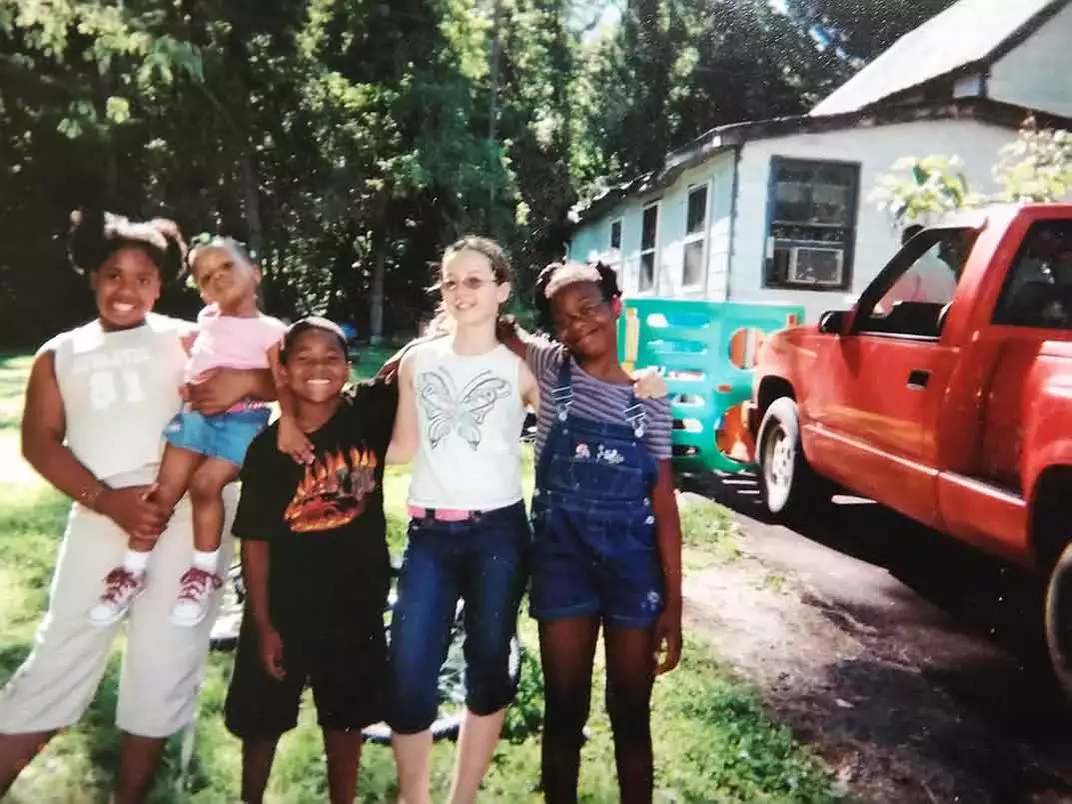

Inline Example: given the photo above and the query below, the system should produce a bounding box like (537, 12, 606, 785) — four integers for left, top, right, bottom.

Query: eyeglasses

(440, 277, 499, 293)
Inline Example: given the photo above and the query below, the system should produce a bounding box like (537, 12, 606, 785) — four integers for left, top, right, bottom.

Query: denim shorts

(529, 495, 665, 629)
(387, 501, 531, 735)
(164, 408, 270, 467)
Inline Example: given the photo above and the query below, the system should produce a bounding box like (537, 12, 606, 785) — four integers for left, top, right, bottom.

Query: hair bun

(66, 207, 186, 280)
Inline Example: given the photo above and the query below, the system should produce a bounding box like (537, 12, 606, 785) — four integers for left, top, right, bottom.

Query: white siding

(988, 2, 1072, 118)
(731, 118, 1017, 323)
(568, 151, 736, 299)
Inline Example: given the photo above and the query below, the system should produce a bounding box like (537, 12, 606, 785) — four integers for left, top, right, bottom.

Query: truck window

(993, 220, 1072, 330)
(857, 227, 978, 339)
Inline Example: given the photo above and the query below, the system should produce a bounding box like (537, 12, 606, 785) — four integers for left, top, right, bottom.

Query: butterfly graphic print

(417, 367, 511, 449)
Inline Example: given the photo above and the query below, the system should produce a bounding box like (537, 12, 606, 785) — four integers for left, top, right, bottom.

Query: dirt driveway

(680, 472, 1072, 804)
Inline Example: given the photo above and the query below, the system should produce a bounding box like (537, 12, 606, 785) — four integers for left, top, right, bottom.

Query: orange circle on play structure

(727, 327, 766, 370)
(715, 402, 756, 463)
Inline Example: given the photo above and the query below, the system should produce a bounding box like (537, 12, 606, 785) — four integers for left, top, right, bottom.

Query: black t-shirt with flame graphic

(232, 378, 398, 630)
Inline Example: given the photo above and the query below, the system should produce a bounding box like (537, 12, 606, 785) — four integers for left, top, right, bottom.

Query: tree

(783, 0, 958, 64)
(871, 116, 1072, 227)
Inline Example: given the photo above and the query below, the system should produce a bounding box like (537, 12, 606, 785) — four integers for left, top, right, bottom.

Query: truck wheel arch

(1032, 467, 1072, 700)
(1031, 467, 1072, 573)
(756, 377, 796, 422)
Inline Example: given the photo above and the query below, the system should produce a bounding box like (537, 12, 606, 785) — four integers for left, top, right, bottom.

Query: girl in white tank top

(386, 237, 539, 804)
(0, 210, 270, 794)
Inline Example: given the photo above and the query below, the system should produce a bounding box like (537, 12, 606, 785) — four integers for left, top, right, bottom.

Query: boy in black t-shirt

(224, 317, 398, 804)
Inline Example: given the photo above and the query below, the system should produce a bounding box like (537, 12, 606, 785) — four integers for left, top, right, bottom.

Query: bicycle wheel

(208, 563, 245, 652)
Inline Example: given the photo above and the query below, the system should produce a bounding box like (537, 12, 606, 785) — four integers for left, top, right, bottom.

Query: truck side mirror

(818, 310, 845, 334)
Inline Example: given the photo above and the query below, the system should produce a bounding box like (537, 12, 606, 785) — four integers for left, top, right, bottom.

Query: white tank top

(48, 313, 187, 487)
(407, 340, 525, 510)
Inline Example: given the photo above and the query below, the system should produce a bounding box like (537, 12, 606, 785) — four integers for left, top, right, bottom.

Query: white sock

(123, 549, 149, 574)
(192, 548, 220, 574)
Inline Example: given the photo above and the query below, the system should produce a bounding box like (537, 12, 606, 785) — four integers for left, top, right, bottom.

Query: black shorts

(224, 612, 388, 739)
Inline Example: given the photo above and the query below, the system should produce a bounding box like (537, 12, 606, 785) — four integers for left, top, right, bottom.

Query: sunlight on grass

(0, 349, 838, 803)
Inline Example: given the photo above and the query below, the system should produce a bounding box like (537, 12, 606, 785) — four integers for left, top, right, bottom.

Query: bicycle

(209, 560, 521, 744)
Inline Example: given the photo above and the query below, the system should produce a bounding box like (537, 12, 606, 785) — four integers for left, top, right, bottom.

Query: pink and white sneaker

(169, 567, 222, 627)
(88, 568, 147, 627)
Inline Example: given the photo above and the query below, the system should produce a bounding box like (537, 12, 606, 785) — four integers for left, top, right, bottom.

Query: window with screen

(764, 158, 859, 290)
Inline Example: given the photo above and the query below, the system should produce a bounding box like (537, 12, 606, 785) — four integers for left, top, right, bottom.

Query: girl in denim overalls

(500, 261, 683, 804)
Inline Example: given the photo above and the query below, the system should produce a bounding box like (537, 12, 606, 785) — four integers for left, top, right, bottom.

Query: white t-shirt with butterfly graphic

(406, 339, 525, 511)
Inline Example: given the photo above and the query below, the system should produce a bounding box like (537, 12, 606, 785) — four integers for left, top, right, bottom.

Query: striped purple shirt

(526, 339, 673, 464)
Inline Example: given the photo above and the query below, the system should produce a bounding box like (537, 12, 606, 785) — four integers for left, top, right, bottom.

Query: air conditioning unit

(787, 246, 844, 286)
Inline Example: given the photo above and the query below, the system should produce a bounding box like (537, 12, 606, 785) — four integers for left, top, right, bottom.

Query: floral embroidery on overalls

(532, 357, 660, 558)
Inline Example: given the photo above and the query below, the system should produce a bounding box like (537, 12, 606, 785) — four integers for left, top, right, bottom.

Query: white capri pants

(0, 486, 235, 738)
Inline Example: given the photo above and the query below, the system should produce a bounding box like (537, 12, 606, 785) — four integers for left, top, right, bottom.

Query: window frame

(850, 225, 980, 341)
(639, 201, 660, 294)
(762, 156, 861, 292)
(682, 182, 710, 291)
(607, 217, 623, 277)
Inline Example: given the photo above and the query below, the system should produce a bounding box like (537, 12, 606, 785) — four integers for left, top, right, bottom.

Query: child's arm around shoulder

(385, 348, 419, 465)
(496, 315, 565, 384)
(264, 321, 314, 465)
(519, 356, 540, 414)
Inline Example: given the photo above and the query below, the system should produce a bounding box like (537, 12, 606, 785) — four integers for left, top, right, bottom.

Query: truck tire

(757, 397, 828, 520)
(1045, 541, 1072, 699)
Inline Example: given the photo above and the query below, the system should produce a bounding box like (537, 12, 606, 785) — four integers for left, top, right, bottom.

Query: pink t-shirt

(185, 305, 286, 386)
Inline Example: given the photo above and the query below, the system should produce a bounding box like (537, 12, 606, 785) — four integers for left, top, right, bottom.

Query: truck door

(807, 227, 978, 528)
(938, 217, 1072, 559)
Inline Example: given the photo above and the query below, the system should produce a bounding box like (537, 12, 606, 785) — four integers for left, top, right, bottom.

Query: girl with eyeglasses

(385, 236, 540, 804)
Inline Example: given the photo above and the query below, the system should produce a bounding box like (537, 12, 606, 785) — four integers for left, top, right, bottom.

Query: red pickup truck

(748, 203, 1072, 691)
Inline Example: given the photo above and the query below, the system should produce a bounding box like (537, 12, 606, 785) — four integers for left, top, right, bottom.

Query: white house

(567, 0, 1072, 323)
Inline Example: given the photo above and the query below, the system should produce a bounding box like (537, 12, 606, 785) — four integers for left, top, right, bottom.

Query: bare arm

(495, 315, 533, 360)
(21, 350, 168, 540)
(269, 343, 315, 464)
(385, 350, 419, 465)
(651, 459, 683, 674)
(241, 538, 286, 680)
(241, 538, 272, 633)
(377, 330, 448, 384)
(519, 360, 540, 414)
(185, 368, 276, 415)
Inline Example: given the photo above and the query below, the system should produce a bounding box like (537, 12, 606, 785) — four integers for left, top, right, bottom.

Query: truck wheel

(1045, 541, 1072, 699)
(757, 397, 827, 519)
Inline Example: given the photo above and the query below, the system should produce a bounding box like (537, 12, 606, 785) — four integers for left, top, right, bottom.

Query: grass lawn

(0, 349, 839, 803)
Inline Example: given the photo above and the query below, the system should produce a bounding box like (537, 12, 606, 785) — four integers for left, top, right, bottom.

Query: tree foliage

(0, 0, 956, 345)
(871, 116, 1072, 227)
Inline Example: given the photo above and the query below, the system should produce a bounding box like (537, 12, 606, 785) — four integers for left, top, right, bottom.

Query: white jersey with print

(47, 313, 187, 486)
(407, 339, 525, 511)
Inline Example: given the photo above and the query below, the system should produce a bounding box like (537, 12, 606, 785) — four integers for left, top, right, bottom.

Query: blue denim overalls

(529, 357, 665, 627)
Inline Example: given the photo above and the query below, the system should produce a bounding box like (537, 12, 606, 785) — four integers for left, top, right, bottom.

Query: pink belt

(408, 505, 479, 522)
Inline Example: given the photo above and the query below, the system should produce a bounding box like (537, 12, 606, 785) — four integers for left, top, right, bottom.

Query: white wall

(568, 151, 736, 299)
(988, 2, 1072, 118)
(731, 118, 1018, 322)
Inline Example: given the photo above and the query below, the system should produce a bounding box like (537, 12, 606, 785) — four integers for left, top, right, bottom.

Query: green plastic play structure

(618, 298, 805, 473)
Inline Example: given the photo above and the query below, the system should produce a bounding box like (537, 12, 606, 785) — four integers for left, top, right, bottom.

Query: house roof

(811, 0, 1069, 117)
(570, 97, 1072, 226)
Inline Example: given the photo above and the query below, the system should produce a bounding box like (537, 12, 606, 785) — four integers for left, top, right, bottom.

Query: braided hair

(67, 209, 186, 281)
(533, 260, 621, 332)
